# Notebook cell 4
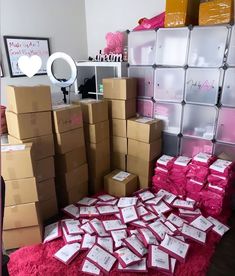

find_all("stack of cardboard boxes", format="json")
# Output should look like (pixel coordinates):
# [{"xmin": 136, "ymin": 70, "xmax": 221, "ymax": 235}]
[
  {"xmin": 103, "ymin": 78, "xmax": 137, "ymax": 171},
  {"xmin": 52, "ymin": 104, "xmax": 88, "ymax": 207},
  {"xmin": 6, "ymin": 86, "xmax": 58, "ymax": 222},
  {"xmin": 2, "ymin": 143, "xmax": 44, "ymax": 249},
  {"xmin": 80, "ymin": 99, "xmax": 110, "ymax": 194},
  {"xmin": 127, "ymin": 117, "xmax": 163, "ymax": 189}
]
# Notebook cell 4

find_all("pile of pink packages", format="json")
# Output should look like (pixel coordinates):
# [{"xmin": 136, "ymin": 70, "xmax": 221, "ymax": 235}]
[
  {"xmin": 200, "ymin": 159, "xmax": 235, "ymax": 216},
  {"xmin": 153, "ymin": 153, "xmax": 235, "ymax": 217},
  {"xmin": 43, "ymin": 190, "xmax": 230, "ymax": 274}
]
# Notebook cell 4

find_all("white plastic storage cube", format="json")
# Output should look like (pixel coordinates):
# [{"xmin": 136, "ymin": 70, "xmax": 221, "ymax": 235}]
[
  {"xmin": 182, "ymin": 104, "xmax": 217, "ymax": 140},
  {"xmin": 162, "ymin": 133, "xmax": 180, "ymax": 157},
  {"xmin": 137, "ymin": 98, "xmax": 154, "ymax": 117},
  {"xmin": 129, "ymin": 66, "xmax": 154, "ymax": 97},
  {"xmin": 181, "ymin": 137, "xmax": 213, "ymax": 157},
  {"xmin": 155, "ymin": 27, "xmax": 189, "ymax": 66},
  {"xmin": 227, "ymin": 26, "xmax": 235, "ymax": 66},
  {"xmin": 221, "ymin": 68, "xmax": 235, "ymax": 107},
  {"xmin": 214, "ymin": 142, "xmax": 235, "ymax": 161},
  {"xmin": 154, "ymin": 68, "xmax": 185, "ymax": 102},
  {"xmin": 188, "ymin": 26, "xmax": 228, "ymax": 67},
  {"xmin": 185, "ymin": 68, "xmax": 221, "ymax": 105},
  {"xmin": 128, "ymin": 30, "xmax": 156, "ymax": 65},
  {"xmin": 154, "ymin": 102, "xmax": 182, "ymax": 134},
  {"xmin": 216, "ymin": 107, "xmax": 235, "ymax": 143}
]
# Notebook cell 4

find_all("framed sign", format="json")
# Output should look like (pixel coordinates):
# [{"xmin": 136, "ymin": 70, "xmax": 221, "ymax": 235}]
[{"xmin": 4, "ymin": 36, "xmax": 50, "ymax": 77}]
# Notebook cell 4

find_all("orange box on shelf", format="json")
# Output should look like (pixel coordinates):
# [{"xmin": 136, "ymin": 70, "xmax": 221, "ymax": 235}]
[
  {"xmin": 199, "ymin": 0, "xmax": 233, "ymax": 26},
  {"xmin": 165, "ymin": 0, "xmax": 200, "ymax": 27}
]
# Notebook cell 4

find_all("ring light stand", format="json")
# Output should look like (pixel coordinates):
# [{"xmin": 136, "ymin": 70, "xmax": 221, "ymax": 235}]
[{"xmin": 47, "ymin": 52, "xmax": 77, "ymax": 103}]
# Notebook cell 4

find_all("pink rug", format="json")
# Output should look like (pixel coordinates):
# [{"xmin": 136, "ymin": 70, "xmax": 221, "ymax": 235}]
[{"xmin": 8, "ymin": 210, "xmax": 230, "ymax": 276}]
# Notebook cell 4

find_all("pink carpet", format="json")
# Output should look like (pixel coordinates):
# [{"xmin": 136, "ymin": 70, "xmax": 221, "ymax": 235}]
[{"xmin": 8, "ymin": 209, "xmax": 230, "ymax": 276}]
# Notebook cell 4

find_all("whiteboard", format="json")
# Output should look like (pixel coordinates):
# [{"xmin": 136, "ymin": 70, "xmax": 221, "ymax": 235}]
[{"xmin": 4, "ymin": 36, "xmax": 50, "ymax": 77}]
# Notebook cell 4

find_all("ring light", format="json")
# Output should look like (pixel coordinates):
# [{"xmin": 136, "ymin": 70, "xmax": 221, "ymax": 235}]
[{"xmin": 46, "ymin": 52, "xmax": 77, "ymax": 88}]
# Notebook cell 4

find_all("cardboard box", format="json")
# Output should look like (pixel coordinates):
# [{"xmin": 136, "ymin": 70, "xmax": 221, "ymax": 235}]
[
  {"xmin": 52, "ymin": 104, "xmax": 83, "ymax": 133},
  {"xmin": 3, "ymin": 225, "xmax": 43, "ymax": 249},
  {"xmin": 84, "ymin": 120, "xmax": 109, "ymax": 143},
  {"xmin": 107, "ymin": 99, "xmax": 136, "ymax": 119},
  {"xmin": 111, "ymin": 119, "xmax": 127, "ymax": 137},
  {"xmin": 127, "ymin": 117, "xmax": 163, "ymax": 143},
  {"xmin": 54, "ymin": 128, "xmax": 85, "ymax": 154},
  {"xmin": 111, "ymin": 152, "xmax": 127, "ymax": 171},
  {"xmin": 5, "ymin": 177, "xmax": 56, "ymax": 206},
  {"xmin": 87, "ymin": 139, "xmax": 110, "ymax": 176},
  {"xmin": 104, "ymin": 170, "xmax": 138, "ymax": 197},
  {"xmin": 165, "ymin": 0, "xmax": 200, "ymax": 27},
  {"xmin": 103, "ymin": 78, "xmax": 137, "ymax": 100},
  {"xmin": 199, "ymin": 0, "xmax": 233, "ymax": 25},
  {"xmin": 128, "ymin": 139, "xmax": 162, "ymax": 161},
  {"xmin": 36, "ymin": 157, "xmax": 55, "ymax": 182},
  {"xmin": 56, "ymin": 163, "xmax": 89, "ymax": 191},
  {"xmin": 80, "ymin": 99, "xmax": 108, "ymax": 124},
  {"xmin": 5, "ymin": 177, "xmax": 38, "ymax": 206},
  {"xmin": 37, "ymin": 178, "xmax": 57, "ymax": 202},
  {"xmin": 8, "ymin": 133, "xmax": 54, "ymax": 160},
  {"xmin": 55, "ymin": 146, "xmax": 86, "ymax": 173},
  {"xmin": 57, "ymin": 182, "xmax": 88, "ymax": 207},
  {"xmin": 3, "ymin": 202, "xmax": 41, "ymax": 230},
  {"xmin": 127, "ymin": 155, "xmax": 156, "ymax": 189},
  {"xmin": 6, "ymin": 85, "xmax": 52, "ymax": 114},
  {"xmin": 112, "ymin": 136, "xmax": 128, "ymax": 154},
  {"xmin": 6, "ymin": 111, "xmax": 52, "ymax": 139},
  {"xmin": 39, "ymin": 196, "xmax": 58, "ymax": 221},
  {"xmin": 1, "ymin": 143, "xmax": 35, "ymax": 180},
  {"xmin": 89, "ymin": 177, "xmax": 105, "ymax": 194}
]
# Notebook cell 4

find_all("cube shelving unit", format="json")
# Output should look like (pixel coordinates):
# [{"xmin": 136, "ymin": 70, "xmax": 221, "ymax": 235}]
[
  {"xmin": 75, "ymin": 61, "xmax": 128, "ymax": 100},
  {"xmin": 128, "ymin": 24, "xmax": 235, "ymax": 158}
]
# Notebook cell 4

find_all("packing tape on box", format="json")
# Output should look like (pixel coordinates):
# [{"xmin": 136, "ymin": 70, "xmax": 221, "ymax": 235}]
[
  {"xmin": 12, "ymin": 180, "xmax": 20, "ymax": 189},
  {"xmin": 13, "ymin": 194, "xmax": 23, "ymax": 204},
  {"xmin": 30, "ymin": 113, "xmax": 37, "ymax": 125},
  {"xmin": 7, "ymin": 168, "xmax": 17, "ymax": 179},
  {"xmin": 32, "ymin": 101, "xmax": 40, "ymax": 112},
  {"xmin": 5, "ymin": 152, "xmax": 14, "ymax": 160}
]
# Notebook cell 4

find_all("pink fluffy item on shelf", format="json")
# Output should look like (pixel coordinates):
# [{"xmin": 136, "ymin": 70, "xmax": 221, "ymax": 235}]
[
  {"xmin": 103, "ymin": 31, "xmax": 125, "ymax": 55},
  {"xmin": 133, "ymin": 12, "xmax": 165, "ymax": 31}
]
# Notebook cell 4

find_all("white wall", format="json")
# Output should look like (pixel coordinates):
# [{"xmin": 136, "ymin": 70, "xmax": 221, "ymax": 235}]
[
  {"xmin": 85, "ymin": 0, "xmax": 166, "ymax": 57},
  {"xmin": 0, "ymin": 0, "xmax": 88, "ymax": 105}
]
